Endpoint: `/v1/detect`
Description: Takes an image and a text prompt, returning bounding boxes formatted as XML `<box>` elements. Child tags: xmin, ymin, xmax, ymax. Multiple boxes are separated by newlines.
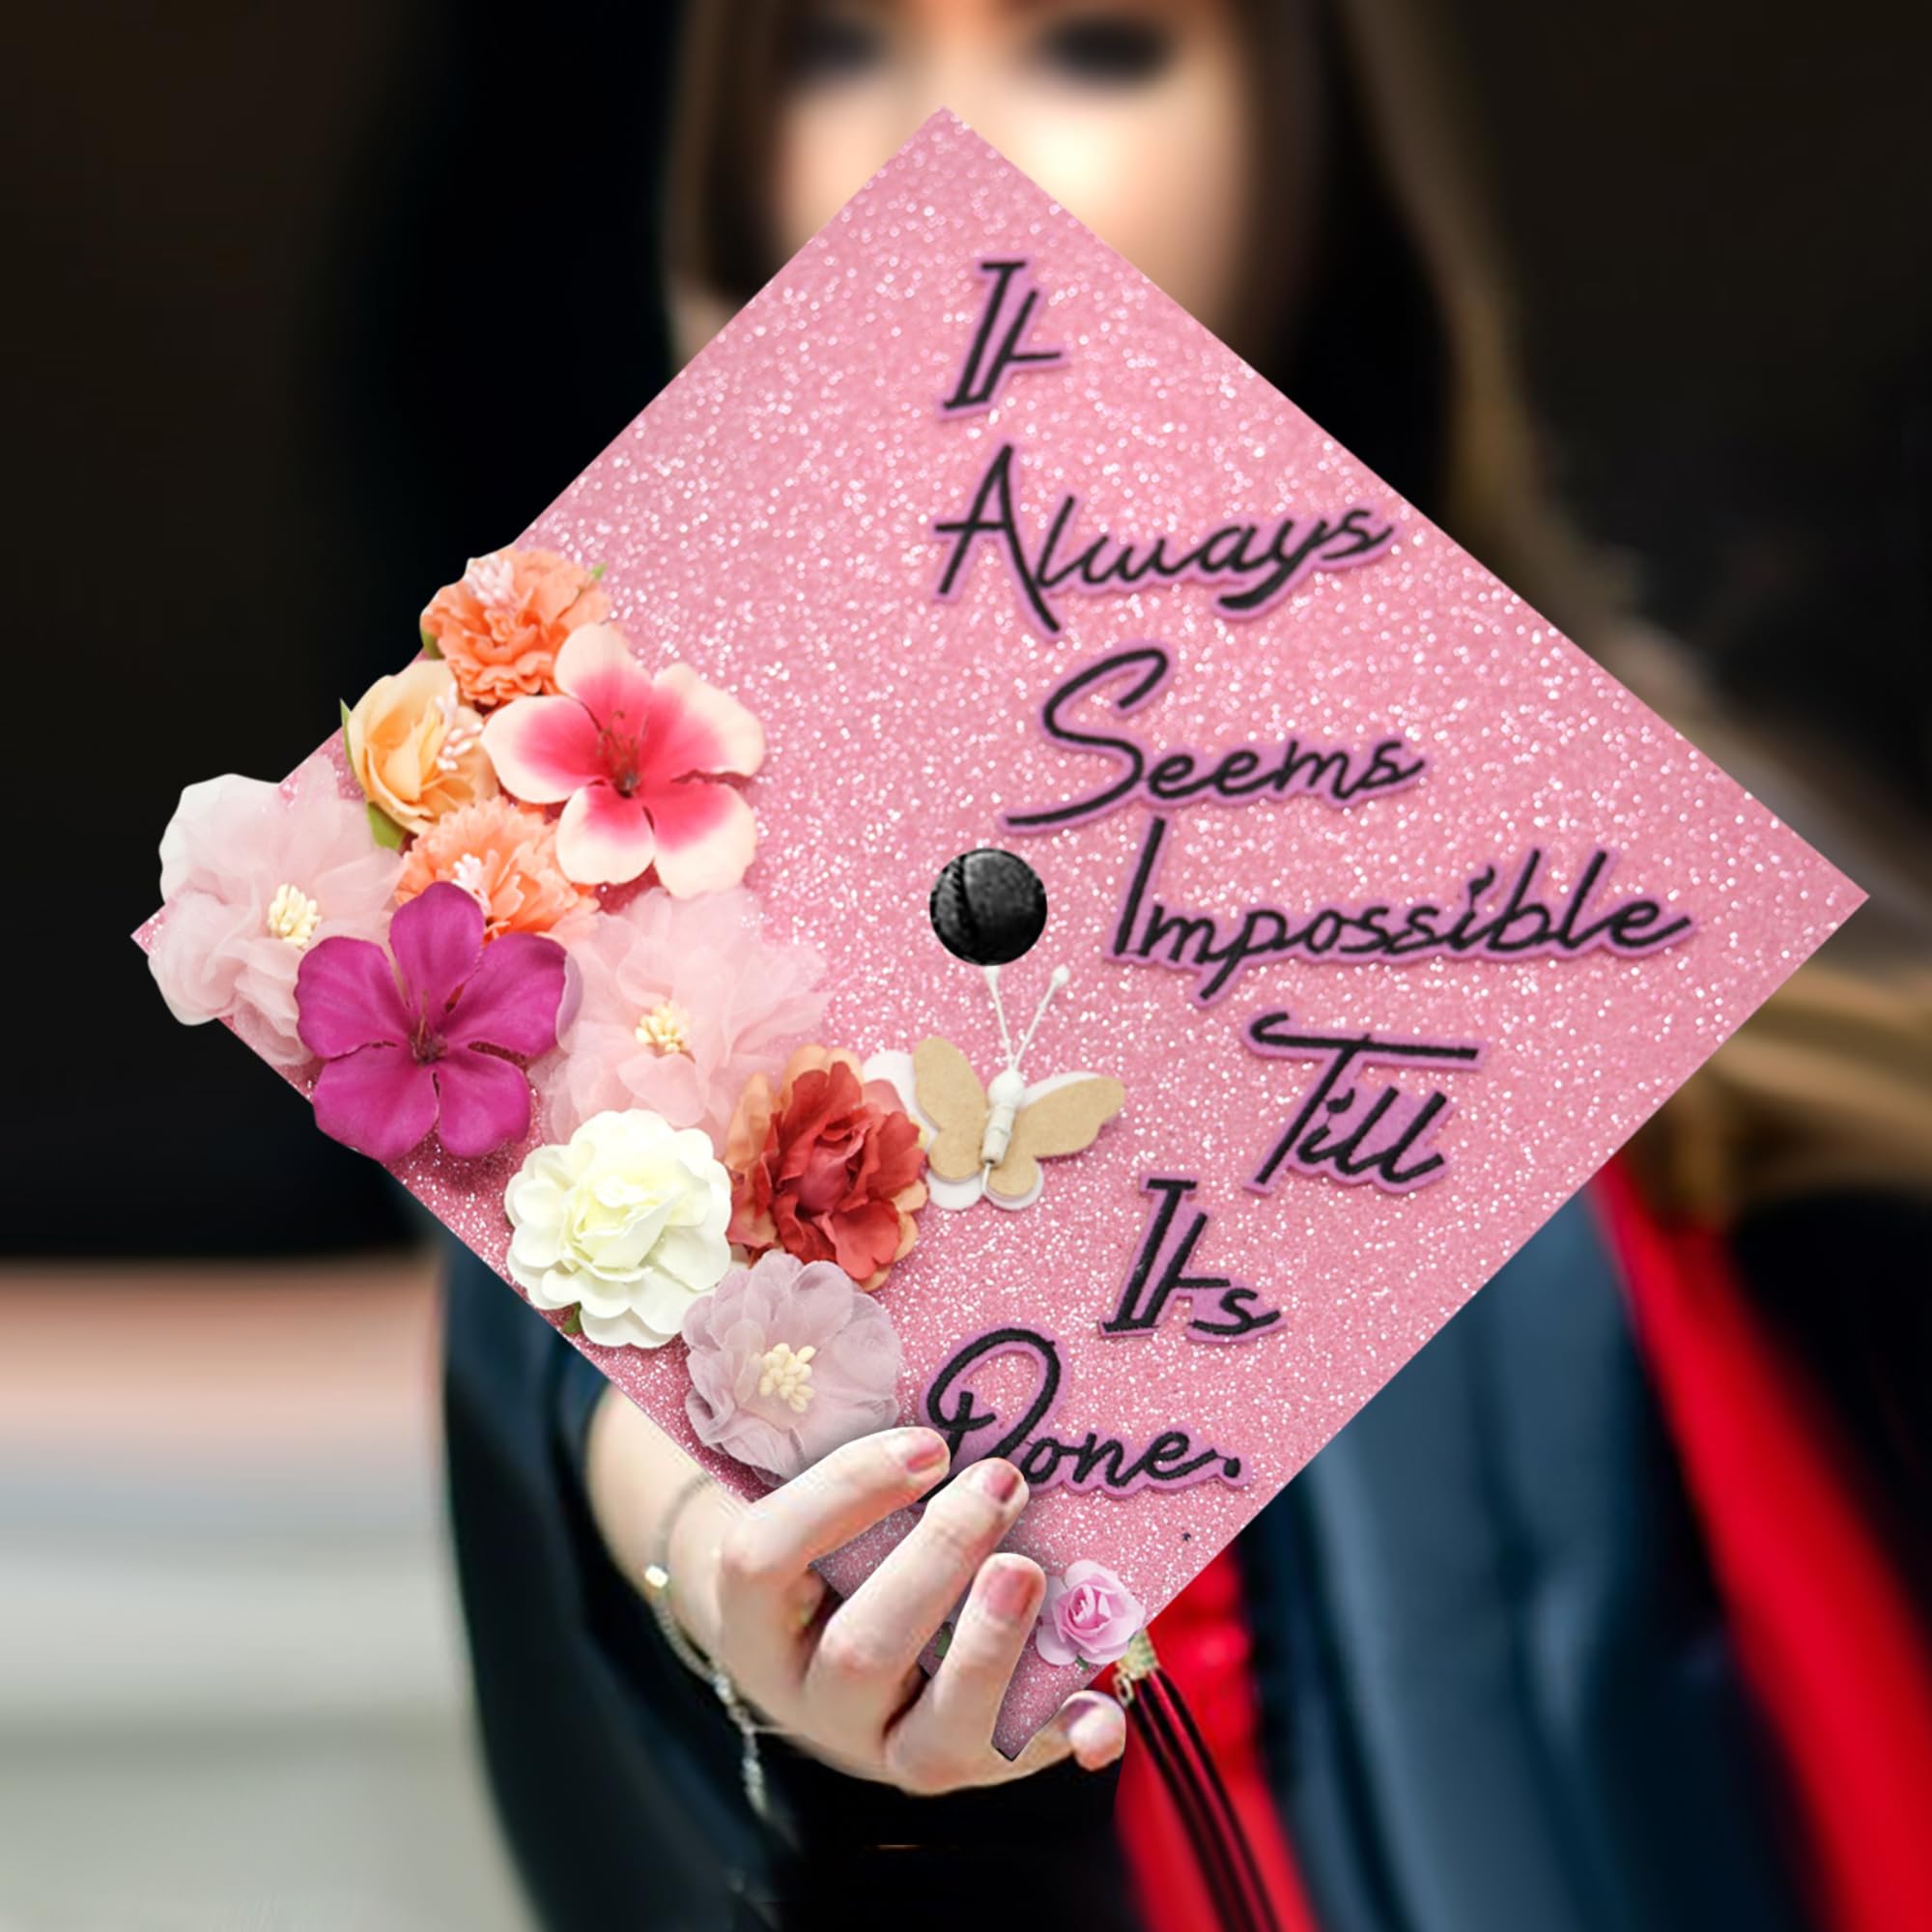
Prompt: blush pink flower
<box><xmin>150</xmin><ymin>761</ymin><xmax>402</xmax><ymax>1070</ymax></box>
<box><xmin>480</xmin><ymin>624</ymin><xmax>763</xmax><ymax>893</ymax></box>
<box><xmin>421</xmin><ymin>547</ymin><xmax>610</xmax><ymax>709</ymax></box>
<box><xmin>296</xmin><ymin>881</ymin><xmax>566</xmax><ymax>1163</ymax></box>
<box><xmin>395</xmin><ymin>795</ymin><xmax>596</xmax><ymax>944</ymax></box>
<box><xmin>683</xmin><ymin>1251</ymin><xmax>903</xmax><ymax>1483</ymax></box>
<box><xmin>724</xmin><ymin>1046</ymin><xmax>928</xmax><ymax>1293</ymax></box>
<box><xmin>536</xmin><ymin>887</ymin><xmax>825</xmax><ymax>1149</ymax></box>
<box><xmin>1034</xmin><ymin>1561</ymin><xmax>1146</xmax><ymax>1669</ymax></box>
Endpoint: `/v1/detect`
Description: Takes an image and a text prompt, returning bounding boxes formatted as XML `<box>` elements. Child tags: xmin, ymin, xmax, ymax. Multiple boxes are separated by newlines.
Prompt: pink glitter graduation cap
<box><xmin>140</xmin><ymin>113</ymin><xmax>1861</xmax><ymax>1752</ymax></box>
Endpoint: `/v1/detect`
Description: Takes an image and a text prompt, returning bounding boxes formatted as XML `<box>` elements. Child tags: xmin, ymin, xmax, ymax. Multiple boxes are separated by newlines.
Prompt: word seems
<box><xmin>1004</xmin><ymin>644</ymin><xmax>1425</xmax><ymax>833</ymax></box>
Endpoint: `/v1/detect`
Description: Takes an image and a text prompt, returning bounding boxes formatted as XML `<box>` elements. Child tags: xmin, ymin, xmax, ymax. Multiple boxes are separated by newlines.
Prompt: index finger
<box><xmin>720</xmin><ymin>1427</ymin><xmax>952</xmax><ymax>1602</ymax></box>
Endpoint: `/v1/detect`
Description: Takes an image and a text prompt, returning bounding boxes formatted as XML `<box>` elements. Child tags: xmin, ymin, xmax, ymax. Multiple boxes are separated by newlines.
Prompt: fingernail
<box><xmin>980</xmin><ymin>1559</ymin><xmax>1040</xmax><ymax>1624</ymax></box>
<box><xmin>897</xmin><ymin>1430</ymin><xmax>949</xmax><ymax>1475</ymax></box>
<box><xmin>1066</xmin><ymin>1696</ymin><xmax>1123</xmax><ymax>1768</ymax></box>
<box><xmin>973</xmin><ymin>1459</ymin><xmax>1022</xmax><ymax>1505</ymax></box>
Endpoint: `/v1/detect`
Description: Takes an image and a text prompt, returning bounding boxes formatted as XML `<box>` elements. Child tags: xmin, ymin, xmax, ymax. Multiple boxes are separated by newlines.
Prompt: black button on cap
<box><xmin>929</xmin><ymin>849</ymin><xmax>1048</xmax><ymax>966</ymax></box>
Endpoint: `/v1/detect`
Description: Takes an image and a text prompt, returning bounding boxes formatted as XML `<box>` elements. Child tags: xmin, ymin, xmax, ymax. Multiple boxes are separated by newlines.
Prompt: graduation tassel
<box><xmin>1115</xmin><ymin>1631</ymin><xmax>1281</xmax><ymax>1932</ymax></box>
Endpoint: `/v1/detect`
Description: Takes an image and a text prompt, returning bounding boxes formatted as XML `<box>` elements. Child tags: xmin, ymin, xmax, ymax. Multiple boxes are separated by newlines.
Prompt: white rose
<box><xmin>504</xmin><ymin>1109</ymin><xmax>732</xmax><ymax>1349</ymax></box>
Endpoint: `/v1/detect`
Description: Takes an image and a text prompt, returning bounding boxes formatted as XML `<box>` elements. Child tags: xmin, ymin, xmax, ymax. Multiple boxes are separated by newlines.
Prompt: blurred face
<box><xmin>770</xmin><ymin>0</ymin><xmax>1306</xmax><ymax>346</ymax></box>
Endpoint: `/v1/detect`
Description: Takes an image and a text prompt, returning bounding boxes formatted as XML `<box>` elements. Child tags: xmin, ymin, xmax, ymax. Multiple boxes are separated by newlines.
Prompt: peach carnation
<box><xmin>724</xmin><ymin>1046</ymin><xmax>928</xmax><ymax>1293</ymax></box>
<box><xmin>344</xmin><ymin>659</ymin><xmax>496</xmax><ymax>837</ymax></box>
<box><xmin>422</xmin><ymin>547</ymin><xmax>610</xmax><ymax>709</ymax></box>
<box><xmin>395</xmin><ymin>796</ymin><xmax>596</xmax><ymax>944</ymax></box>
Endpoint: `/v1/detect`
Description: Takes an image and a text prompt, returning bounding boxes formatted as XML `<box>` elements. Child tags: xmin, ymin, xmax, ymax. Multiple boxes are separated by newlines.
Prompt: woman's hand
<box><xmin>587</xmin><ymin>1389</ymin><xmax>1126</xmax><ymax>1794</ymax></box>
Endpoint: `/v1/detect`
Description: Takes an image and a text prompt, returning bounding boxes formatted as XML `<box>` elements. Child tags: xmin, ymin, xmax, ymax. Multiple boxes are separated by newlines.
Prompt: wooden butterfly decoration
<box><xmin>872</xmin><ymin>960</ymin><xmax>1124</xmax><ymax>1211</ymax></box>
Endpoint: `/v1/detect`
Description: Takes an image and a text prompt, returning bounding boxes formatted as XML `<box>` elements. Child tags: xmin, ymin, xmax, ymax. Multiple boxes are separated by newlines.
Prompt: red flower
<box><xmin>724</xmin><ymin>1046</ymin><xmax>927</xmax><ymax>1292</ymax></box>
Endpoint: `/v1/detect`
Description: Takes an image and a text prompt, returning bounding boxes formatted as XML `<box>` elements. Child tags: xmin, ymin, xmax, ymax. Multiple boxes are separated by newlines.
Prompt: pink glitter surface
<box><xmin>139</xmin><ymin>114</ymin><xmax>1861</xmax><ymax>1753</ymax></box>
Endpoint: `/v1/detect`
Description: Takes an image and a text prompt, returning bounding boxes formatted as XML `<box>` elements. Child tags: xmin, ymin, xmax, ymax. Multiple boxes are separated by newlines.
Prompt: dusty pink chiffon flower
<box><xmin>1034</xmin><ymin>1561</ymin><xmax>1145</xmax><ymax>1668</ymax></box>
<box><xmin>683</xmin><ymin>1251</ymin><xmax>902</xmax><ymax>1483</ymax></box>
<box><xmin>480</xmin><ymin>624</ymin><xmax>763</xmax><ymax>893</ymax></box>
<box><xmin>536</xmin><ymin>887</ymin><xmax>825</xmax><ymax>1149</ymax></box>
<box><xmin>150</xmin><ymin>761</ymin><xmax>402</xmax><ymax>1070</ymax></box>
<box><xmin>295</xmin><ymin>882</ymin><xmax>566</xmax><ymax>1163</ymax></box>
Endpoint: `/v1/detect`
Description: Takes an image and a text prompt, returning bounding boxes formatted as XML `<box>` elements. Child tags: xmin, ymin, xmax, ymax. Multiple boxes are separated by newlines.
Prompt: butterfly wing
<box><xmin>912</xmin><ymin>1036</ymin><xmax>992</xmax><ymax>1183</ymax></box>
<box><xmin>987</xmin><ymin>1074</ymin><xmax>1126</xmax><ymax>1203</ymax></box>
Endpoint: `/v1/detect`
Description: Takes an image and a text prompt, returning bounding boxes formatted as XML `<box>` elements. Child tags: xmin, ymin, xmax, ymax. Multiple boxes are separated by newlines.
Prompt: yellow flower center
<box><xmin>265</xmin><ymin>883</ymin><xmax>321</xmax><ymax>949</ymax></box>
<box><xmin>757</xmin><ymin>1342</ymin><xmax>816</xmax><ymax>1414</ymax></box>
<box><xmin>636</xmin><ymin>999</ymin><xmax>694</xmax><ymax>1055</ymax></box>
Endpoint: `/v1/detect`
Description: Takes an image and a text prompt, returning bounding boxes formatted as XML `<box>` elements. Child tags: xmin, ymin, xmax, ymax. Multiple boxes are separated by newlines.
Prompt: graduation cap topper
<box><xmin>137</xmin><ymin>114</ymin><xmax>1861</xmax><ymax>1753</ymax></box>
<box><xmin>874</xmin><ymin>849</ymin><xmax>1125</xmax><ymax>1213</ymax></box>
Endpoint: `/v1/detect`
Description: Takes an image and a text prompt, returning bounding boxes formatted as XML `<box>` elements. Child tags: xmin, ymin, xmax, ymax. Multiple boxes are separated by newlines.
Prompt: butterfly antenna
<box><xmin>982</xmin><ymin>964</ymin><xmax>1017</xmax><ymax>1070</ymax></box>
<box><xmin>1012</xmin><ymin>965</ymin><xmax>1072</xmax><ymax>1074</ymax></box>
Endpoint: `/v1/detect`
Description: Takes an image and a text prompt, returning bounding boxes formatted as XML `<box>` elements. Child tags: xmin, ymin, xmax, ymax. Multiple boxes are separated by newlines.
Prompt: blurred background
<box><xmin>4</xmin><ymin>0</ymin><xmax>1928</xmax><ymax>1926</ymax></box>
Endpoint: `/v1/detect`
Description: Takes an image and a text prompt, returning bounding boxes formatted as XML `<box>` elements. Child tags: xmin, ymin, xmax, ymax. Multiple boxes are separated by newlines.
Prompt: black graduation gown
<box><xmin>442</xmin><ymin>1197</ymin><xmax>1806</xmax><ymax>1932</ymax></box>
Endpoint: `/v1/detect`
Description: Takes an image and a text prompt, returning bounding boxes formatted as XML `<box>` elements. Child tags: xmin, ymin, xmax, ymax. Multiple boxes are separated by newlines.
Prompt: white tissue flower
<box><xmin>504</xmin><ymin>1109</ymin><xmax>732</xmax><ymax>1348</ymax></box>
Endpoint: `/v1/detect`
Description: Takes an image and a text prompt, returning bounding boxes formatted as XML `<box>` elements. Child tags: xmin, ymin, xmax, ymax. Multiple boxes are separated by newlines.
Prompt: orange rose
<box><xmin>724</xmin><ymin>1045</ymin><xmax>927</xmax><ymax>1292</ymax></box>
<box><xmin>344</xmin><ymin>660</ymin><xmax>496</xmax><ymax>837</ymax></box>
<box><xmin>421</xmin><ymin>548</ymin><xmax>610</xmax><ymax>709</ymax></box>
<box><xmin>395</xmin><ymin>796</ymin><xmax>595</xmax><ymax>942</ymax></box>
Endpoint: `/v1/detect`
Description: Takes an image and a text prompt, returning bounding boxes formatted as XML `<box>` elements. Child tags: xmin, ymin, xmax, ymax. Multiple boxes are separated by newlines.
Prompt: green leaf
<box><xmin>934</xmin><ymin>1622</ymin><xmax>952</xmax><ymax>1660</ymax></box>
<box><xmin>338</xmin><ymin>696</ymin><xmax>354</xmax><ymax>751</ymax></box>
<box><xmin>588</xmin><ymin>561</ymin><xmax>608</xmax><ymax>582</ymax></box>
<box><xmin>366</xmin><ymin>802</ymin><xmax>407</xmax><ymax>850</ymax></box>
<box><xmin>418</xmin><ymin>625</ymin><xmax>442</xmax><ymax>658</ymax></box>
<box><xmin>1075</xmin><ymin>1656</ymin><xmax>1095</xmax><ymax>1672</ymax></box>
<box><xmin>560</xmin><ymin>1306</ymin><xmax>582</xmax><ymax>1337</ymax></box>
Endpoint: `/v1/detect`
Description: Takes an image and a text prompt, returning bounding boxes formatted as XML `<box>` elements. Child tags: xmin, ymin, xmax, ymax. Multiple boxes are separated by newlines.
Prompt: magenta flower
<box><xmin>480</xmin><ymin>623</ymin><xmax>763</xmax><ymax>894</ymax></box>
<box><xmin>295</xmin><ymin>881</ymin><xmax>566</xmax><ymax>1163</ymax></box>
<box><xmin>682</xmin><ymin>1251</ymin><xmax>903</xmax><ymax>1483</ymax></box>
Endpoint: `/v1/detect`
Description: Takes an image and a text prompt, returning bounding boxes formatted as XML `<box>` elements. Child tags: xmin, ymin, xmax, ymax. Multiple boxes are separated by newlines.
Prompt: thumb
<box><xmin>1007</xmin><ymin>1690</ymin><xmax>1127</xmax><ymax>1778</ymax></box>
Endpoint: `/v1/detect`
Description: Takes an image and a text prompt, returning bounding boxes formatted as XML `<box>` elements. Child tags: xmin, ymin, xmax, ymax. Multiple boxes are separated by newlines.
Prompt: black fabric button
<box><xmin>929</xmin><ymin>849</ymin><xmax>1047</xmax><ymax>965</ymax></box>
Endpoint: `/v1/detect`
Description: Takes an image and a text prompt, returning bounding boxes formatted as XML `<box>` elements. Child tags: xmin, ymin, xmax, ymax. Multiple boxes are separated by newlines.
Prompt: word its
<box><xmin>1004</xmin><ymin>644</ymin><xmax>1425</xmax><ymax>833</ymax></box>
<box><xmin>921</xmin><ymin>1327</ymin><xmax>1248</xmax><ymax>1497</ymax></box>
<box><xmin>1101</xmin><ymin>1176</ymin><xmax>1281</xmax><ymax>1341</ymax></box>
<box><xmin>933</xmin><ymin>441</ymin><xmax>1395</xmax><ymax>635</ymax></box>
<box><xmin>1113</xmin><ymin>815</ymin><xmax>1695</xmax><ymax>1005</ymax></box>
<box><xmin>1245</xmin><ymin>1014</ymin><xmax>1486</xmax><ymax>1195</ymax></box>
<box><xmin>941</xmin><ymin>258</ymin><xmax>1065</xmax><ymax>413</ymax></box>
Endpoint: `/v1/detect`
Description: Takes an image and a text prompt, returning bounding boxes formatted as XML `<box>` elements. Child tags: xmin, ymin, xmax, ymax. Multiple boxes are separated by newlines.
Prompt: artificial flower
<box><xmin>420</xmin><ymin>547</ymin><xmax>610</xmax><ymax>710</ymax></box>
<box><xmin>344</xmin><ymin>658</ymin><xmax>497</xmax><ymax>838</ymax></box>
<box><xmin>295</xmin><ymin>881</ymin><xmax>564</xmax><ymax>1163</ymax></box>
<box><xmin>536</xmin><ymin>887</ymin><xmax>825</xmax><ymax>1148</ymax></box>
<box><xmin>724</xmin><ymin>1045</ymin><xmax>927</xmax><ymax>1292</ymax></box>
<box><xmin>504</xmin><ymin>1109</ymin><xmax>734</xmax><ymax>1349</ymax></box>
<box><xmin>1034</xmin><ymin>1561</ymin><xmax>1145</xmax><ymax>1669</ymax></box>
<box><xmin>149</xmin><ymin>760</ymin><xmax>402</xmax><ymax>1069</ymax></box>
<box><xmin>395</xmin><ymin>795</ymin><xmax>595</xmax><ymax>944</ymax></box>
<box><xmin>480</xmin><ymin>623</ymin><xmax>762</xmax><ymax>893</ymax></box>
<box><xmin>683</xmin><ymin>1251</ymin><xmax>902</xmax><ymax>1481</ymax></box>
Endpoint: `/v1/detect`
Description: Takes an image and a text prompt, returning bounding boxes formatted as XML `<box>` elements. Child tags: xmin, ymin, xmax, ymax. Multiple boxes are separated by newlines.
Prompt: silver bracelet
<box><xmin>639</xmin><ymin>1470</ymin><xmax>779</xmax><ymax>1822</ymax></box>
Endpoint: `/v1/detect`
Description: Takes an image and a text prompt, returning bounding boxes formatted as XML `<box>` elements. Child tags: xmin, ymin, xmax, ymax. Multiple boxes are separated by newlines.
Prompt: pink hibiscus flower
<box><xmin>480</xmin><ymin>624</ymin><xmax>763</xmax><ymax>894</ymax></box>
<box><xmin>295</xmin><ymin>881</ymin><xmax>566</xmax><ymax>1163</ymax></box>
